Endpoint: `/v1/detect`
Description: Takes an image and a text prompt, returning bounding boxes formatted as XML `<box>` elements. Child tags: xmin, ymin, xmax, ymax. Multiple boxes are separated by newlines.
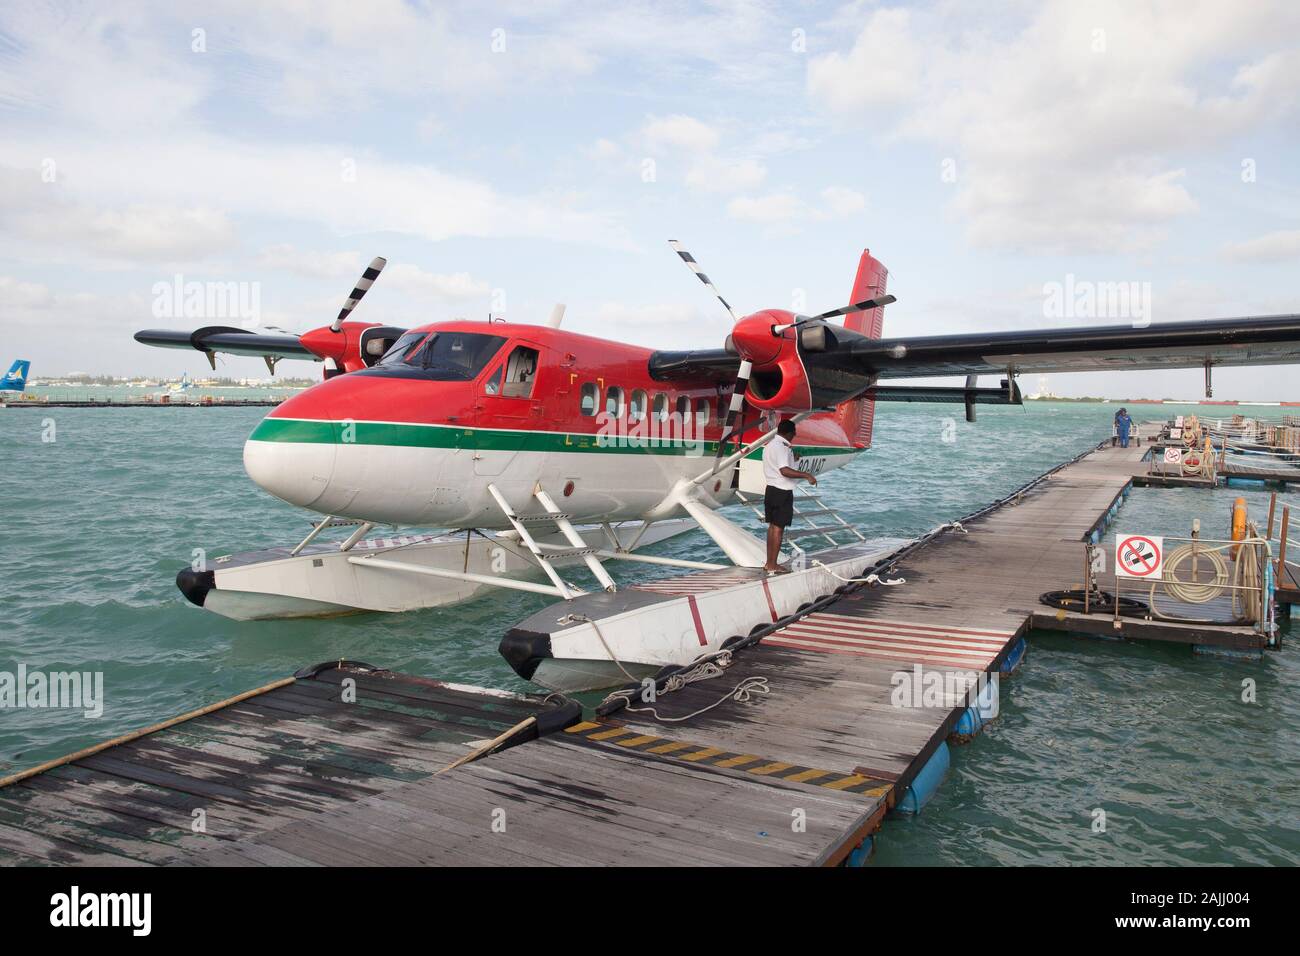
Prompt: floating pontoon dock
<box><xmin>0</xmin><ymin>421</ymin><xmax>1284</xmax><ymax>866</ymax></box>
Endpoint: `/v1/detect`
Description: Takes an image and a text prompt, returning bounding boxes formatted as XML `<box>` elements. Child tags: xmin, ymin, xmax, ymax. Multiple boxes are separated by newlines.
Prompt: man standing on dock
<box><xmin>763</xmin><ymin>418</ymin><xmax>818</xmax><ymax>573</ymax></box>
<box><xmin>1116</xmin><ymin>407</ymin><xmax>1133</xmax><ymax>448</ymax></box>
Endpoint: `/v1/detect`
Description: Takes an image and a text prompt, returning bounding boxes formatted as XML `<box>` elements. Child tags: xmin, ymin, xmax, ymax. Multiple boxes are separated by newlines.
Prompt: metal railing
<box><xmin>1266</xmin><ymin>494</ymin><xmax>1298</xmax><ymax>594</ymax></box>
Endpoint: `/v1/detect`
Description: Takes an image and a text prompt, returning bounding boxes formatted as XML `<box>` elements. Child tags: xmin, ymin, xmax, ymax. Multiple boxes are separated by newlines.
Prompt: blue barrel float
<box><xmin>1000</xmin><ymin>637</ymin><xmax>1027</xmax><ymax>675</ymax></box>
<box><xmin>844</xmin><ymin>836</ymin><xmax>874</xmax><ymax>867</ymax></box>
<box><xmin>893</xmin><ymin>742</ymin><xmax>951</xmax><ymax>814</ymax></box>
<box><xmin>1226</xmin><ymin>477</ymin><xmax>1268</xmax><ymax>489</ymax></box>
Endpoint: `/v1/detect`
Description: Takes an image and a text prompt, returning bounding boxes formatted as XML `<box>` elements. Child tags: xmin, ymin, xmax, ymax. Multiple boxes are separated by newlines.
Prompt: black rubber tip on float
<box><xmin>292</xmin><ymin>660</ymin><xmax>382</xmax><ymax>679</ymax></box>
<box><xmin>498</xmin><ymin>629</ymin><xmax>551</xmax><ymax>682</ymax></box>
<box><xmin>533</xmin><ymin>700</ymin><xmax>583</xmax><ymax>738</ymax></box>
<box><xmin>175</xmin><ymin>568</ymin><xmax>215</xmax><ymax>607</ymax></box>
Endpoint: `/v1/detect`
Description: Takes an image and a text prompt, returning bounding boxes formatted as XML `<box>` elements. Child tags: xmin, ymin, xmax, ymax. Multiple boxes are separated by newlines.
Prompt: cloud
<box><xmin>685</xmin><ymin>155</ymin><xmax>767</xmax><ymax>192</ymax></box>
<box><xmin>636</xmin><ymin>113</ymin><xmax>769</xmax><ymax>193</ymax></box>
<box><xmin>820</xmin><ymin>186</ymin><xmax>866</xmax><ymax>217</ymax></box>
<box><xmin>0</xmin><ymin>135</ymin><xmax>632</xmax><ymax>259</ymax></box>
<box><xmin>383</xmin><ymin>263</ymin><xmax>490</xmax><ymax>299</ymax></box>
<box><xmin>806</xmin><ymin>1</ymin><xmax>1300</xmax><ymax>254</ymax></box>
<box><xmin>642</xmin><ymin>114</ymin><xmax>721</xmax><ymax>153</ymax></box>
<box><xmin>0</xmin><ymin>166</ymin><xmax>237</xmax><ymax>263</ymax></box>
<box><xmin>257</xmin><ymin>245</ymin><xmax>364</xmax><ymax>279</ymax></box>
<box><xmin>1223</xmin><ymin>229</ymin><xmax>1300</xmax><ymax>261</ymax></box>
<box><xmin>727</xmin><ymin>187</ymin><xmax>866</xmax><ymax>226</ymax></box>
<box><xmin>806</xmin><ymin>8</ymin><xmax>921</xmax><ymax>114</ymax></box>
<box><xmin>0</xmin><ymin>275</ymin><xmax>54</xmax><ymax>309</ymax></box>
<box><xmin>0</xmin><ymin>4</ymin><xmax>211</xmax><ymax>131</ymax></box>
<box><xmin>727</xmin><ymin>193</ymin><xmax>810</xmax><ymax>224</ymax></box>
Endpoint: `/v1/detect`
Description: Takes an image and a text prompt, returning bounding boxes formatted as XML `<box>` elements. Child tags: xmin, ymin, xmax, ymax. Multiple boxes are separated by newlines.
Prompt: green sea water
<box><xmin>1</xmin><ymin>397</ymin><xmax>1296</xmax><ymax>865</ymax></box>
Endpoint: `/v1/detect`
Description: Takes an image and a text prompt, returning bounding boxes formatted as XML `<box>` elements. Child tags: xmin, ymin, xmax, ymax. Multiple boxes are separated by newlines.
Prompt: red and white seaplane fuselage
<box><xmin>241</xmin><ymin>322</ymin><xmax>864</xmax><ymax>531</ymax></box>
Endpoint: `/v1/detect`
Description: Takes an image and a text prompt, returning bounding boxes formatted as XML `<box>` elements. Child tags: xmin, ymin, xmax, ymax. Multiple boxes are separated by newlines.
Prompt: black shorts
<box><xmin>764</xmin><ymin>486</ymin><xmax>794</xmax><ymax>528</ymax></box>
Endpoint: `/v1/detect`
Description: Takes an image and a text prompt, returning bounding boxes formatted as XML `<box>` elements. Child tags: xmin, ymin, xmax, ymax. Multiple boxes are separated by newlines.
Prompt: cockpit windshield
<box><xmin>370</xmin><ymin>331</ymin><xmax>507</xmax><ymax>381</ymax></box>
<box><xmin>376</xmin><ymin>331</ymin><xmax>431</xmax><ymax>367</ymax></box>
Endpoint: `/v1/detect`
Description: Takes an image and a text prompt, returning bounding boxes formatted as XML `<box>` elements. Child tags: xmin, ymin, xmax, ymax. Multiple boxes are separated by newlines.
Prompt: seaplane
<box><xmin>135</xmin><ymin>244</ymin><xmax>1300</xmax><ymax>690</ymax></box>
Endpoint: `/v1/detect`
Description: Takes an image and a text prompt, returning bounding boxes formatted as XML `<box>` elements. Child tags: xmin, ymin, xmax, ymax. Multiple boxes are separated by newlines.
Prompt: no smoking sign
<box><xmin>1115</xmin><ymin>534</ymin><xmax>1163</xmax><ymax>578</ymax></box>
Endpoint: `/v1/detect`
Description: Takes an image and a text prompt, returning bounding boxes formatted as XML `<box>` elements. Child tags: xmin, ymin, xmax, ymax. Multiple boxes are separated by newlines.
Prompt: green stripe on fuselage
<box><xmin>247</xmin><ymin>416</ymin><xmax>860</xmax><ymax>459</ymax></box>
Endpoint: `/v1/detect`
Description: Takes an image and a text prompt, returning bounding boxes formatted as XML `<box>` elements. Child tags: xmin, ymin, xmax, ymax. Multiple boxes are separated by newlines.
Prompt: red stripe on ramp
<box><xmin>760</xmin><ymin>577</ymin><xmax>778</xmax><ymax>622</ymax></box>
<box><xmin>687</xmin><ymin>595</ymin><xmax>708</xmax><ymax>646</ymax></box>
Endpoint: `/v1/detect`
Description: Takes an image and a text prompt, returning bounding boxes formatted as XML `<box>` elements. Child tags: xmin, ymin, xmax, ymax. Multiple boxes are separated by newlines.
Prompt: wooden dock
<box><xmin>0</xmin><ymin>423</ymin><xmax>1280</xmax><ymax>867</ymax></box>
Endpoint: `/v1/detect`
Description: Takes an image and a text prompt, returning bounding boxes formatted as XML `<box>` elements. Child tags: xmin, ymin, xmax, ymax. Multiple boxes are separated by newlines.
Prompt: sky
<box><xmin>2</xmin><ymin>0</ymin><xmax>1299</xmax><ymax>399</ymax></box>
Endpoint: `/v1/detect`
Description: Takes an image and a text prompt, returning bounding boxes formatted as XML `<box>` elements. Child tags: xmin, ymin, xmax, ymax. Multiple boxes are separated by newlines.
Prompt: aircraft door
<box><xmin>473</xmin><ymin>341</ymin><xmax>543</xmax><ymax>477</ymax></box>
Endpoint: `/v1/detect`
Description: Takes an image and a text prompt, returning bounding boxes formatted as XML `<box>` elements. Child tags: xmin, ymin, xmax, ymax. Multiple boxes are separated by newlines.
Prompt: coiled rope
<box><xmin>1150</xmin><ymin>530</ymin><xmax>1266</xmax><ymax>623</ymax></box>
<box><xmin>599</xmin><ymin>650</ymin><xmax>770</xmax><ymax>722</ymax></box>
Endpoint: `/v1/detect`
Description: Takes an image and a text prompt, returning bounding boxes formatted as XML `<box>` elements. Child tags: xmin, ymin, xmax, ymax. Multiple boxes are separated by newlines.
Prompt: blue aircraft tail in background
<box><xmin>0</xmin><ymin>360</ymin><xmax>30</xmax><ymax>392</ymax></box>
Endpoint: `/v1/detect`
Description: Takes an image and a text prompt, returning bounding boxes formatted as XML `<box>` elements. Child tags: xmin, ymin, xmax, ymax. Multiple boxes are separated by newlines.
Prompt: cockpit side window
<box><xmin>500</xmin><ymin>346</ymin><xmax>541</xmax><ymax>398</ymax></box>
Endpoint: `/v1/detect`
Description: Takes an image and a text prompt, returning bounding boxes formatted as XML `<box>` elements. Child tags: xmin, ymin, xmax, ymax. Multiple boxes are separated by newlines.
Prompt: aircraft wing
<box><xmin>861</xmin><ymin>314</ymin><xmax>1300</xmax><ymax>378</ymax></box>
<box><xmin>134</xmin><ymin>327</ymin><xmax>319</xmax><ymax>361</ymax></box>
<box><xmin>650</xmin><ymin>314</ymin><xmax>1300</xmax><ymax>383</ymax></box>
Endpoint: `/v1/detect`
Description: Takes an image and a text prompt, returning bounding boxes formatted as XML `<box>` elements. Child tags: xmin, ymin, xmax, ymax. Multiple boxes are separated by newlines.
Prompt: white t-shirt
<box><xmin>763</xmin><ymin>436</ymin><xmax>798</xmax><ymax>491</ymax></box>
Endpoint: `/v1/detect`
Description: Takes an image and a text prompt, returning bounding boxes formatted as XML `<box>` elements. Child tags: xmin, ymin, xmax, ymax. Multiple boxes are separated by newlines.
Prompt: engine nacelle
<box><xmin>300</xmin><ymin>322</ymin><xmax>407</xmax><ymax>376</ymax></box>
<box><xmin>729</xmin><ymin>310</ymin><xmax>808</xmax><ymax>411</ymax></box>
<box><xmin>731</xmin><ymin>309</ymin><xmax>876</xmax><ymax>413</ymax></box>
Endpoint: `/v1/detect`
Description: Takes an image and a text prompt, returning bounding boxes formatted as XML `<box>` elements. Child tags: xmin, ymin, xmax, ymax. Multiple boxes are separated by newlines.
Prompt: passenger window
<box><xmin>606</xmin><ymin>386</ymin><xmax>624</xmax><ymax>419</ymax></box>
<box><xmin>653</xmin><ymin>393</ymin><xmax>669</xmax><ymax>422</ymax></box>
<box><xmin>676</xmin><ymin>396</ymin><xmax>690</xmax><ymax>422</ymax></box>
<box><xmin>629</xmin><ymin>389</ymin><xmax>647</xmax><ymax>423</ymax></box>
<box><xmin>501</xmin><ymin>346</ymin><xmax>540</xmax><ymax>398</ymax></box>
<box><xmin>580</xmin><ymin>382</ymin><xmax>599</xmax><ymax>416</ymax></box>
<box><xmin>483</xmin><ymin>364</ymin><xmax>504</xmax><ymax>395</ymax></box>
<box><xmin>695</xmin><ymin>398</ymin><xmax>710</xmax><ymax>427</ymax></box>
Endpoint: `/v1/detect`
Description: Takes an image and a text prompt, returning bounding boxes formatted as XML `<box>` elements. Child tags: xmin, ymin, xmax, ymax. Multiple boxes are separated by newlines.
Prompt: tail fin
<box><xmin>0</xmin><ymin>360</ymin><xmax>30</xmax><ymax>392</ymax></box>
<box><xmin>834</xmin><ymin>251</ymin><xmax>888</xmax><ymax>447</ymax></box>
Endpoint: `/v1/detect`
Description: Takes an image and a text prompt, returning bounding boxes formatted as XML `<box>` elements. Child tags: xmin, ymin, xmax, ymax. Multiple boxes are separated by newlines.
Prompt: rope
<box><xmin>813</xmin><ymin>560</ymin><xmax>906</xmax><ymax>586</ymax></box>
<box><xmin>599</xmin><ymin>650</ymin><xmax>770</xmax><ymax>722</ymax></box>
<box><xmin>1232</xmin><ymin>526</ymin><xmax>1263</xmax><ymax>622</ymax></box>
<box><xmin>1157</xmin><ymin>542</ymin><xmax>1228</xmax><ymax>605</ymax></box>
<box><xmin>557</xmin><ymin>612</ymin><xmax>643</xmax><ymax>684</ymax></box>
<box><xmin>1149</xmin><ymin>535</ymin><xmax>1268</xmax><ymax>623</ymax></box>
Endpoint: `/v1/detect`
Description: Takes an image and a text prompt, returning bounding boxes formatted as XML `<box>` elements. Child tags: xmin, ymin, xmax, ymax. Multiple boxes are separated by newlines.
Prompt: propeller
<box><xmin>669</xmin><ymin>240</ymin><xmax>900</xmax><ymax>471</ymax></box>
<box><xmin>668</xmin><ymin>241</ymin><xmax>750</xmax><ymax>466</ymax></box>
<box><xmin>771</xmin><ymin>294</ymin><xmax>896</xmax><ymax>334</ymax></box>
<box><xmin>330</xmin><ymin>256</ymin><xmax>388</xmax><ymax>333</ymax></box>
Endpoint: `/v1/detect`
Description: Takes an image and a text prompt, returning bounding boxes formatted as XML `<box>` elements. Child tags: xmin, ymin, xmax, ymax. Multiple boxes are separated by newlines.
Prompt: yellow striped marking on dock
<box><xmin>564</xmin><ymin>721</ymin><xmax>892</xmax><ymax>797</ymax></box>
<box><xmin>679</xmin><ymin>747</ymin><xmax>725</xmax><ymax>762</ymax></box>
<box><xmin>784</xmin><ymin>768</ymin><xmax>832</xmax><ymax>784</ymax></box>
<box><xmin>646</xmin><ymin>740</ymin><xmax>695</xmax><ymax>755</ymax></box>
<box><xmin>588</xmin><ymin>727</ymin><xmax>635</xmax><ymax>741</ymax></box>
<box><xmin>715</xmin><ymin>754</ymin><xmax>762</xmax><ymax>769</ymax></box>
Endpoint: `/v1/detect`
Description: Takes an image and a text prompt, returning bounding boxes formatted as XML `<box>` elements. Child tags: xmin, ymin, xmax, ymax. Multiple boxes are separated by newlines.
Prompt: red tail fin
<box><xmin>835</xmin><ymin>249</ymin><xmax>889</xmax><ymax>448</ymax></box>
